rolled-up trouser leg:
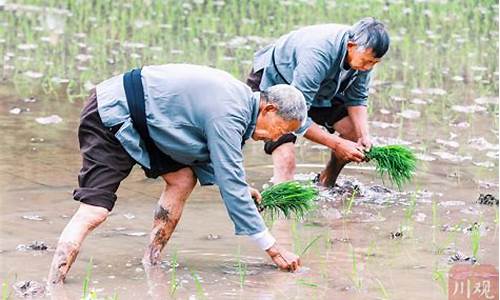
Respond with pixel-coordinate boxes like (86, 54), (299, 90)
(72, 89), (136, 211)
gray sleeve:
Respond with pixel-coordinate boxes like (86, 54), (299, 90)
(343, 70), (372, 107)
(206, 117), (267, 236)
(290, 47), (332, 108)
(290, 47), (333, 135)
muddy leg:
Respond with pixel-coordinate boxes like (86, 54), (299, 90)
(271, 143), (296, 184)
(142, 167), (196, 266)
(319, 116), (359, 187)
(47, 203), (108, 286)
(319, 151), (348, 187)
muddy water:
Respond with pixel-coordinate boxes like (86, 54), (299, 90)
(0, 85), (498, 300)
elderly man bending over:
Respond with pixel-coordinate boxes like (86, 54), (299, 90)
(247, 17), (390, 186)
(48, 64), (306, 285)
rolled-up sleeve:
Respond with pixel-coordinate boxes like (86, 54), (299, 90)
(343, 70), (372, 107)
(206, 117), (267, 236)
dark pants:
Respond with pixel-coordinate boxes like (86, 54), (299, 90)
(73, 90), (186, 211)
(246, 68), (349, 155)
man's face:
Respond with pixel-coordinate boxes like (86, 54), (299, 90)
(252, 104), (301, 142)
(346, 43), (381, 71)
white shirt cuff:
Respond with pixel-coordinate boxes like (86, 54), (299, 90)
(249, 229), (276, 250)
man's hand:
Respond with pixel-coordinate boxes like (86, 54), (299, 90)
(266, 244), (301, 272)
(249, 187), (264, 212)
(357, 135), (372, 152)
(334, 138), (365, 163)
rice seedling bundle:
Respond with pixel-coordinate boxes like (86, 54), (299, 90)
(365, 145), (417, 189)
(259, 181), (318, 220)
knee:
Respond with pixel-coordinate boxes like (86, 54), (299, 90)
(334, 120), (358, 142)
(163, 167), (197, 190)
(272, 143), (296, 167)
(75, 203), (109, 230)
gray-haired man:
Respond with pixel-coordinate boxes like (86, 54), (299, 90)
(247, 17), (390, 186)
(48, 64), (306, 285)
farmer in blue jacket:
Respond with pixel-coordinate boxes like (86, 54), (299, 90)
(48, 64), (306, 285)
(247, 17), (390, 186)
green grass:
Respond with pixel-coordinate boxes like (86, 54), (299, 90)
(190, 269), (205, 299)
(471, 223), (481, 259)
(366, 145), (417, 189)
(260, 181), (318, 220)
(2, 280), (9, 300)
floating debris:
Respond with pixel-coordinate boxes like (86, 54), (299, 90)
(13, 280), (45, 298)
(390, 231), (404, 239)
(476, 194), (499, 206)
(123, 213), (136, 220)
(451, 104), (486, 113)
(474, 96), (498, 105)
(450, 121), (470, 128)
(24, 71), (43, 79)
(35, 115), (63, 125)
(16, 241), (48, 251)
(123, 232), (147, 237)
(448, 252), (477, 264)
(467, 137), (498, 151)
(21, 214), (44, 221)
(415, 153), (436, 161)
(436, 139), (459, 148)
(9, 107), (22, 114)
(206, 233), (220, 240)
(472, 161), (495, 168)
(438, 201), (465, 207)
(431, 151), (471, 163)
(370, 121), (399, 129)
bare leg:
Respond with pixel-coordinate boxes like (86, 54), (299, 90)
(142, 167), (196, 266)
(47, 203), (109, 286)
(319, 116), (359, 187)
(271, 143), (296, 184)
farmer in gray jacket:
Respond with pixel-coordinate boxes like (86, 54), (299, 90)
(247, 17), (390, 186)
(48, 64), (306, 285)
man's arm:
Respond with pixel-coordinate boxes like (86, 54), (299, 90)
(344, 71), (372, 150)
(347, 105), (371, 150)
(303, 122), (364, 162)
(205, 117), (300, 271)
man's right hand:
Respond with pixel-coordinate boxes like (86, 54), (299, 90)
(333, 137), (365, 162)
(266, 244), (301, 272)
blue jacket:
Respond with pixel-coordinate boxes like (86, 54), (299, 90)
(253, 24), (372, 134)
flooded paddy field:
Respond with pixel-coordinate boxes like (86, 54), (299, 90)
(0, 0), (499, 299)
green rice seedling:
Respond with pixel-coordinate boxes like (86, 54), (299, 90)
(471, 223), (481, 259)
(296, 279), (319, 288)
(170, 251), (179, 296)
(365, 145), (417, 189)
(300, 235), (323, 257)
(82, 257), (93, 299)
(260, 181), (318, 220)
(343, 190), (356, 215)
(349, 245), (362, 290)
(2, 280), (9, 300)
(374, 278), (390, 300)
(237, 246), (247, 289)
(432, 266), (448, 294)
(190, 270), (205, 299)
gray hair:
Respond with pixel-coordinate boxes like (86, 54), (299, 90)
(261, 84), (307, 123)
(349, 17), (390, 58)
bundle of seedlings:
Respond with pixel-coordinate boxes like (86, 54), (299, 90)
(365, 145), (417, 189)
(257, 181), (318, 220)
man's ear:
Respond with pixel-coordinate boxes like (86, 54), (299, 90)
(262, 103), (279, 115)
(349, 40), (361, 50)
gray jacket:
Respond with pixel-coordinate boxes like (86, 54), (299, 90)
(96, 64), (266, 236)
(253, 24), (372, 134)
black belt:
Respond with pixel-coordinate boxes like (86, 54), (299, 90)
(123, 68), (169, 178)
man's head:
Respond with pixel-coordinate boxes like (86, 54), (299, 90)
(253, 85), (306, 142)
(346, 17), (390, 71)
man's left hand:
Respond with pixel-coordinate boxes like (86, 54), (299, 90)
(357, 135), (372, 152)
(249, 187), (263, 211)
